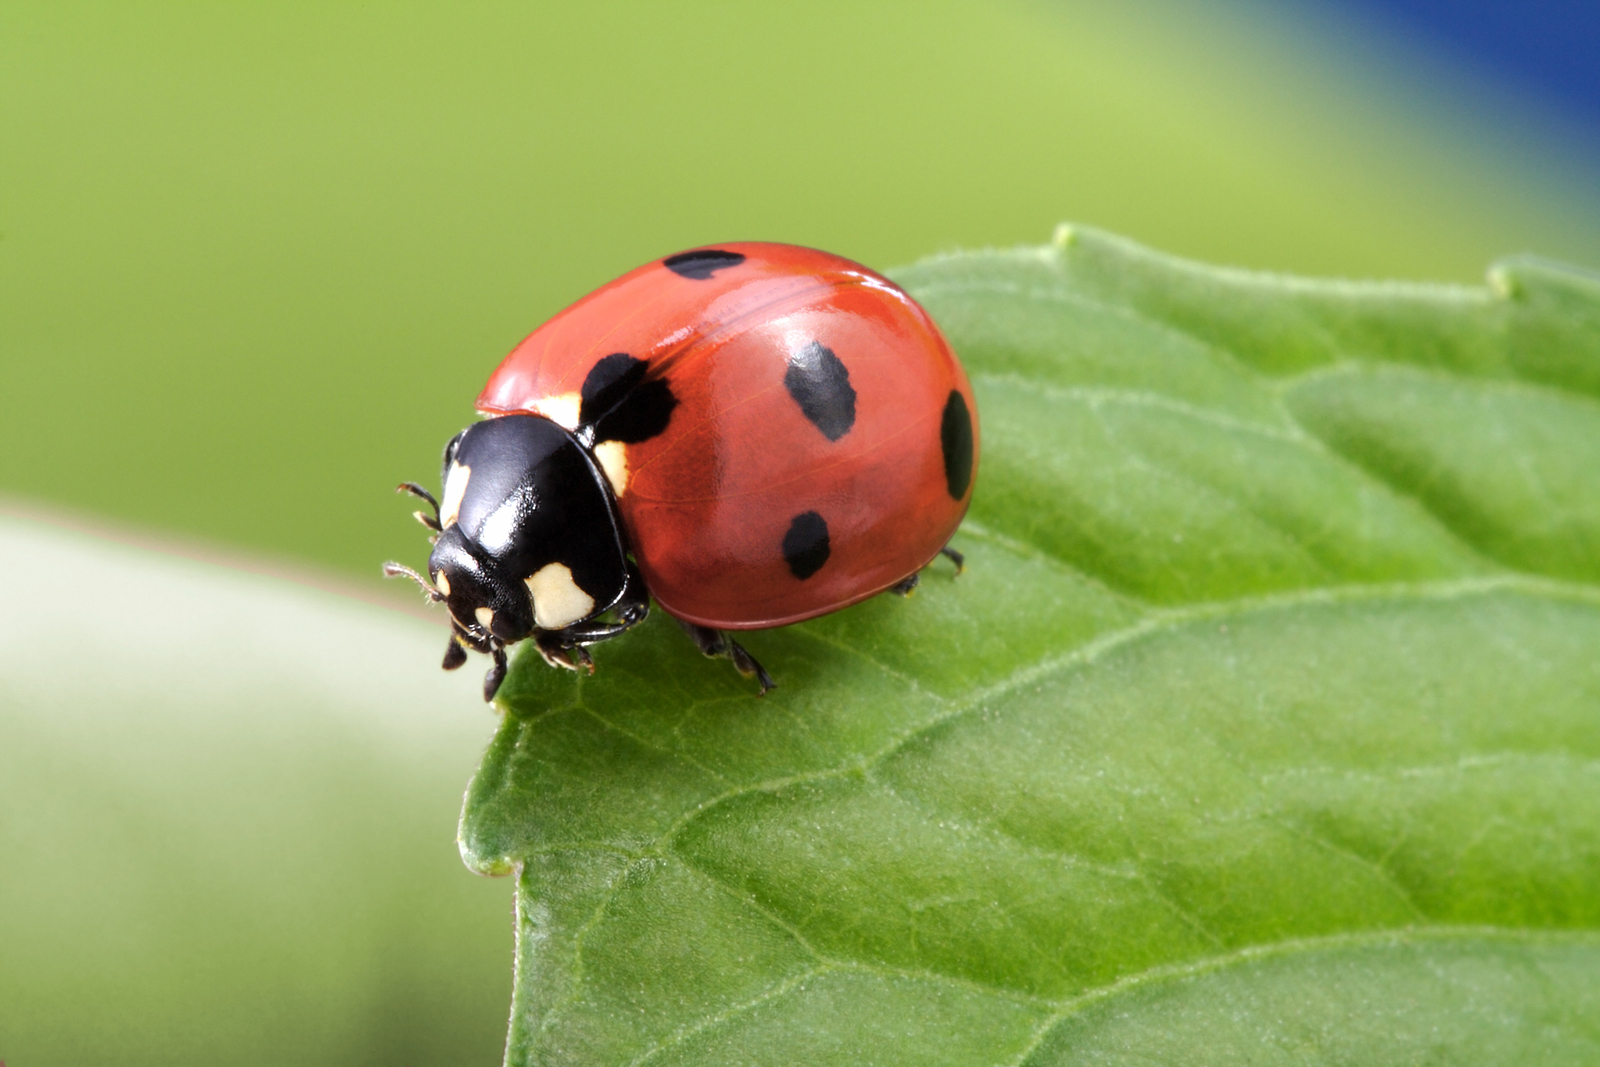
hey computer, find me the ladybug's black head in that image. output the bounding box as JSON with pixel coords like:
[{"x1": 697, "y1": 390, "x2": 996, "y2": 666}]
[
  {"x1": 387, "y1": 414, "x2": 634, "y2": 699},
  {"x1": 428, "y1": 525, "x2": 536, "y2": 650}
]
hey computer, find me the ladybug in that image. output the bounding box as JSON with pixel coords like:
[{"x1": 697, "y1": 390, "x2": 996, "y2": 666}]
[{"x1": 386, "y1": 243, "x2": 978, "y2": 701}]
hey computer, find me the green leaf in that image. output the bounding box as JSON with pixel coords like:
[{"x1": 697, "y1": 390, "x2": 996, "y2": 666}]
[{"x1": 460, "y1": 226, "x2": 1600, "y2": 1065}]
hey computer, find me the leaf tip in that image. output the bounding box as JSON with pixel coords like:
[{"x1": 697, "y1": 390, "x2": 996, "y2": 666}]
[
  {"x1": 1052, "y1": 222, "x2": 1078, "y2": 249},
  {"x1": 1488, "y1": 253, "x2": 1600, "y2": 303},
  {"x1": 457, "y1": 832, "x2": 517, "y2": 877}
]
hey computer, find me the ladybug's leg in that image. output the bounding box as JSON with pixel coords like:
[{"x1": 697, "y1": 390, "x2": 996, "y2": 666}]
[
  {"x1": 676, "y1": 619, "x2": 775, "y2": 696},
  {"x1": 543, "y1": 563, "x2": 650, "y2": 646},
  {"x1": 576, "y1": 565, "x2": 652, "y2": 638},
  {"x1": 397, "y1": 482, "x2": 443, "y2": 532},
  {"x1": 726, "y1": 640, "x2": 776, "y2": 695},
  {"x1": 534, "y1": 633, "x2": 595, "y2": 674},
  {"x1": 532, "y1": 562, "x2": 651, "y2": 672},
  {"x1": 888, "y1": 543, "x2": 961, "y2": 599},
  {"x1": 483, "y1": 645, "x2": 510, "y2": 702}
]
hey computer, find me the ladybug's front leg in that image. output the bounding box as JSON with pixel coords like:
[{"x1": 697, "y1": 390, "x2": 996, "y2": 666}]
[
  {"x1": 534, "y1": 633, "x2": 595, "y2": 674},
  {"x1": 676, "y1": 619, "x2": 775, "y2": 696},
  {"x1": 533, "y1": 562, "x2": 651, "y2": 673},
  {"x1": 483, "y1": 645, "x2": 510, "y2": 701}
]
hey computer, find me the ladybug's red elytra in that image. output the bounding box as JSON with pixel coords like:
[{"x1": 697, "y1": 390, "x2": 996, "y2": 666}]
[{"x1": 386, "y1": 243, "x2": 979, "y2": 700}]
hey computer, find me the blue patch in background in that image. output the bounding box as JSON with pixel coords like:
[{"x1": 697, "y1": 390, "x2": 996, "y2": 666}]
[{"x1": 1324, "y1": 0, "x2": 1600, "y2": 133}]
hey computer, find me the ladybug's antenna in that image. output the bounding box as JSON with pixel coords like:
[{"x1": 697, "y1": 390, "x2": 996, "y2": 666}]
[
  {"x1": 383, "y1": 561, "x2": 445, "y2": 602},
  {"x1": 397, "y1": 482, "x2": 442, "y2": 531}
]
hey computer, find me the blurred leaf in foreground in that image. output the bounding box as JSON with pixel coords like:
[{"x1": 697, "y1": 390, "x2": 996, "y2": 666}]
[
  {"x1": 459, "y1": 227, "x2": 1600, "y2": 1066},
  {"x1": 0, "y1": 514, "x2": 509, "y2": 1065}
]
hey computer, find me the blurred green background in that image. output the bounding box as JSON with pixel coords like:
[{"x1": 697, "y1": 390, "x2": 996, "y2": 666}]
[
  {"x1": 3, "y1": 1, "x2": 1599, "y2": 1064},
  {"x1": 5, "y1": 0, "x2": 1599, "y2": 581}
]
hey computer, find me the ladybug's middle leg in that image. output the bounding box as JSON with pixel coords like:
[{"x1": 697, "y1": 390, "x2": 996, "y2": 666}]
[{"x1": 676, "y1": 619, "x2": 775, "y2": 696}]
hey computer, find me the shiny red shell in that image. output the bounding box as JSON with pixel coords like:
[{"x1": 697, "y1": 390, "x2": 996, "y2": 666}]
[{"x1": 476, "y1": 242, "x2": 978, "y2": 630}]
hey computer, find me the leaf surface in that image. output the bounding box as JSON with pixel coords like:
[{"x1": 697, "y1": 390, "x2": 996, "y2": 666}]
[{"x1": 461, "y1": 227, "x2": 1600, "y2": 1065}]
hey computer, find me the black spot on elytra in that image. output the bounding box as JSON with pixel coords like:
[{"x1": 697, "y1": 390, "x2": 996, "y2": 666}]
[
  {"x1": 940, "y1": 390, "x2": 974, "y2": 500},
  {"x1": 784, "y1": 341, "x2": 856, "y2": 441},
  {"x1": 782, "y1": 511, "x2": 831, "y2": 580},
  {"x1": 579, "y1": 353, "x2": 678, "y2": 444},
  {"x1": 663, "y1": 249, "x2": 746, "y2": 280},
  {"x1": 580, "y1": 354, "x2": 645, "y2": 419}
]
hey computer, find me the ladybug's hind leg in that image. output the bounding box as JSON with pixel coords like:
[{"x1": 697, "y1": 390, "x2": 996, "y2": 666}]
[
  {"x1": 677, "y1": 620, "x2": 775, "y2": 696},
  {"x1": 888, "y1": 542, "x2": 961, "y2": 599}
]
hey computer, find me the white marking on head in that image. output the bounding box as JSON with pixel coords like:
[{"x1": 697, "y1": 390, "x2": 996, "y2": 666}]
[
  {"x1": 433, "y1": 570, "x2": 451, "y2": 597},
  {"x1": 532, "y1": 392, "x2": 582, "y2": 431},
  {"x1": 593, "y1": 440, "x2": 629, "y2": 496},
  {"x1": 474, "y1": 606, "x2": 495, "y2": 630},
  {"x1": 439, "y1": 460, "x2": 471, "y2": 527},
  {"x1": 525, "y1": 562, "x2": 596, "y2": 630}
]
